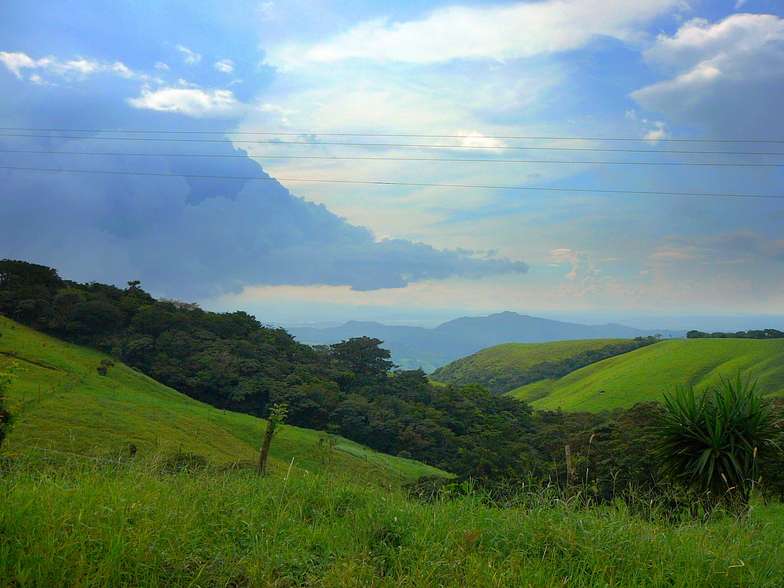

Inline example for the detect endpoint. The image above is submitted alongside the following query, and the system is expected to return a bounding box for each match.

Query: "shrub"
[655,373,778,505]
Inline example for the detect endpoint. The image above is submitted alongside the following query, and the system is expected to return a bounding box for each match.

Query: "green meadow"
[431,339,628,392]
[509,338,784,411]
[0,315,445,486]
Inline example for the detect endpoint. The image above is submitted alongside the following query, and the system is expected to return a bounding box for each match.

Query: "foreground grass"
[2,456,783,587]
[509,338,784,411]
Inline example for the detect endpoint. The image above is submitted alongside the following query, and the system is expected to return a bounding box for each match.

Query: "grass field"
[1,454,783,587]
[0,315,446,486]
[508,338,784,412]
[431,339,628,392]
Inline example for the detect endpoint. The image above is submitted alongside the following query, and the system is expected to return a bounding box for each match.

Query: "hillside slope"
[508,338,784,411]
[430,339,631,394]
[0,316,446,485]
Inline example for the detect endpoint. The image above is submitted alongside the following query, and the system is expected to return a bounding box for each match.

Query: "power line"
[3,148,783,168]
[2,165,781,200]
[1,126,783,144]
[3,132,783,155]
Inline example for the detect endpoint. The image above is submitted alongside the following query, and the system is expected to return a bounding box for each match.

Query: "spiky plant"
[656,373,777,505]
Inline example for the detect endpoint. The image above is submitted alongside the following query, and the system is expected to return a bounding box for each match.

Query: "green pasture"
[432,339,626,387]
[508,338,784,411]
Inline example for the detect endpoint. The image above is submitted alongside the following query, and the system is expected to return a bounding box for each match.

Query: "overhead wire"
[2,165,782,200]
[2,131,784,155]
[1,127,781,201]
[2,126,784,143]
[1,148,783,167]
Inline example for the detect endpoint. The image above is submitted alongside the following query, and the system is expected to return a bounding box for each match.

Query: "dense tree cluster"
[687,329,784,339]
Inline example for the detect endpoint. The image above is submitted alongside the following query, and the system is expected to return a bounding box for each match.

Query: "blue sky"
[1,0,783,327]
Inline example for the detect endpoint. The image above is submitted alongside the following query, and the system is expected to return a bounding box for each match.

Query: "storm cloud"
[0,52,527,299]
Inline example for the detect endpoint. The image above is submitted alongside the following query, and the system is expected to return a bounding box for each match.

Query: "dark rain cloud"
[0,39,527,299]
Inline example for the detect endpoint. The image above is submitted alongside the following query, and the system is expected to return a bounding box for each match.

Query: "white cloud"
[176,44,202,65]
[128,87,247,117]
[642,14,784,71]
[632,14,784,137]
[214,59,235,74]
[155,61,170,70]
[0,51,40,78]
[458,131,506,151]
[643,121,671,142]
[268,0,680,67]
[0,51,151,83]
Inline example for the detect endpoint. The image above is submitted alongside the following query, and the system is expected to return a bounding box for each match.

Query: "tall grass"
[2,452,783,587]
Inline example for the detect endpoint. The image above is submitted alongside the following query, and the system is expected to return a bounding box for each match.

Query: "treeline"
[2,260,782,500]
[687,329,784,339]
[433,337,661,395]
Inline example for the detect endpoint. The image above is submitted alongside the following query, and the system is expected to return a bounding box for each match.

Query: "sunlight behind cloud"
[268,0,680,67]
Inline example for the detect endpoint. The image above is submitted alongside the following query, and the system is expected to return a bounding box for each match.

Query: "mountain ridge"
[288,311,686,372]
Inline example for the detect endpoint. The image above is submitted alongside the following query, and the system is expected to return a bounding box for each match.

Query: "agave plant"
[656,373,777,504]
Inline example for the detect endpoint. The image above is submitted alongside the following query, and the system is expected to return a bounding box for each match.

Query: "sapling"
[0,366,14,453]
[258,403,288,476]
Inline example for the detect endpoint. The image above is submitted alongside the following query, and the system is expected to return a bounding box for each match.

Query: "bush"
[655,373,778,505]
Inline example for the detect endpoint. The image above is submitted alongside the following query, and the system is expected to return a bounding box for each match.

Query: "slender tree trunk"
[257,419,277,476]
[565,444,575,497]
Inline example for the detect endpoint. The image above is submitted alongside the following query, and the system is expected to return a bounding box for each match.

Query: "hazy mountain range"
[288,311,687,372]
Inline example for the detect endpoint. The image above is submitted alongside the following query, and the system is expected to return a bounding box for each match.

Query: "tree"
[655,373,778,505]
[329,337,395,390]
[0,363,15,453]
[258,403,288,476]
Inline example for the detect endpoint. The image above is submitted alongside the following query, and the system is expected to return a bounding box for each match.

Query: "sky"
[1,0,783,328]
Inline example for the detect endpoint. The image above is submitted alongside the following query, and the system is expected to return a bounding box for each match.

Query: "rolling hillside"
[0,315,446,486]
[430,338,631,394]
[508,338,784,411]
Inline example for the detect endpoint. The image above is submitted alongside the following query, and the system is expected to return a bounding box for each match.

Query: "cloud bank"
[0,49,527,300]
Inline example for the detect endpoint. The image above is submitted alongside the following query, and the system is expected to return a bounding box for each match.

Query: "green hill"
[431,338,639,394]
[509,338,784,411]
[0,315,446,486]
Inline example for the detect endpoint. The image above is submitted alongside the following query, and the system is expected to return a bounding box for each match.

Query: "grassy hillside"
[431,339,629,393]
[0,315,446,486]
[509,338,784,412]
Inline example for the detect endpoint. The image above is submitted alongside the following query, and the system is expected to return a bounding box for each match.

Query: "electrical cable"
[2,148,783,167]
[2,132,784,155]
[2,126,783,143]
[2,165,781,200]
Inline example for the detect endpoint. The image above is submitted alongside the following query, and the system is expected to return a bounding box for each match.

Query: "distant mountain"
[288,311,686,372]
